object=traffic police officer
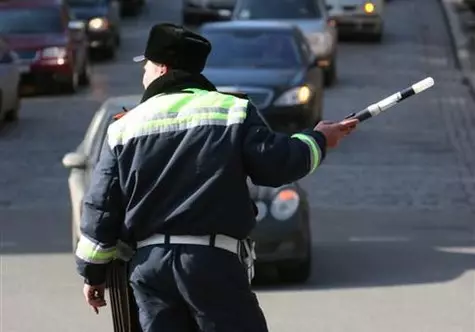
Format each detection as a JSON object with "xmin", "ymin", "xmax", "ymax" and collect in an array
[{"xmin": 75, "ymin": 23, "xmax": 358, "ymax": 332}]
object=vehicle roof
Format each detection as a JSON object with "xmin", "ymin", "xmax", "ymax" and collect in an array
[
  {"xmin": 0, "ymin": 0, "xmax": 63, "ymax": 8},
  {"xmin": 201, "ymin": 20, "xmax": 300, "ymax": 32}
]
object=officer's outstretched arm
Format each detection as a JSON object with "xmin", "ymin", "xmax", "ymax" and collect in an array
[
  {"xmin": 242, "ymin": 103, "xmax": 327, "ymax": 187},
  {"xmin": 75, "ymin": 138, "xmax": 123, "ymax": 286}
]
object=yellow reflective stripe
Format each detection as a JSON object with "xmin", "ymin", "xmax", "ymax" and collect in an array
[
  {"xmin": 108, "ymin": 92, "xmax": 249, "ymax": 148},
  {"xmin": 75, "ymin": 235, "xmax": 116, "ymax": 264},
  {"xmin": 291, "ymin": 133, "xmax": 321, "ymax": 173}
]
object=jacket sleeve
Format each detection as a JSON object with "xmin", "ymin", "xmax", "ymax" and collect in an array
[
  {"xmin": 242, "ymin": 102, "xmax": 327, "ymax": 187},
  {"xmin": 75, "ymin": 134, "xmax": 124, "ymax": 286}
]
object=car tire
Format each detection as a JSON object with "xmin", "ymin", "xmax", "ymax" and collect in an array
[
  {"xmin": 278, "ymin": 253, "xmax": 312, "ymax": 283},
  {"xmin": 79, "ymin": 61, "xmax": 91, "ymax": 86},
  {"xmin": 5, "ymin": 89, "xmax": 20, "ymax": 122},
  {"xmin": 324, "ymin": 60, "xmax": 337, "ymax": 87},
  {"xmin": 65, "ymin": 71, "xmax": 79, "ymax": 94}
]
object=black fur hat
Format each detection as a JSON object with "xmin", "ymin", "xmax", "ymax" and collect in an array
[{"xmin": 133, "ymin": 23, "xmax": 212, "ymax": 73}]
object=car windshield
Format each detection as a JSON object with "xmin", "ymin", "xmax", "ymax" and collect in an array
[
  {"xmin": 0, "ymin": 8, "xmax": 63, "ymax": 34},
  {"xmin": 203, "ymin": 30, "xmax": 302, "ymax": 68},
  {"xmin": 234, "ymin": 0, "xmax": 321, "ymax": 19}
]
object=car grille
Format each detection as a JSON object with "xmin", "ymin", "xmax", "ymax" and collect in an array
[{"xmin": 15, "ymin": 50, "xmax": 38, "ymax": 60}]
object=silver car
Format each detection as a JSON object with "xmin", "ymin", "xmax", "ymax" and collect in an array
[
  {"xmin": 0, "ymin": 37, "xmax": 20, "ymax": 123},
  {"xmin": 231, "ymin": 0, "xmax": 338, "ymax": 86},
  {"xmin": 63, "ymin": 95, "xmax": 313, "ymax": 283},
  {"xmin": 325, "ymin": 0, "xmax": 384, "ymax": 41}
]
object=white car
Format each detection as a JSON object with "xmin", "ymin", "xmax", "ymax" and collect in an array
[
  {"xmin": 0, "ymin": 37, "xmax": 20, "ymax": 123},
  {"xmin": 325, "ymin": 0, "xmax": 384, "ymax": 41}
]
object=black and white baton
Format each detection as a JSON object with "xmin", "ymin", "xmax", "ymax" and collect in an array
[{"xmin": 344, "ymin": 77, "xmax": 435, "ymax": 122}]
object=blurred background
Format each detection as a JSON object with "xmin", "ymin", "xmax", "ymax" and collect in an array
[{"xmin": 1, "ymin": 0, "xmax": 475, "ymax": 331}]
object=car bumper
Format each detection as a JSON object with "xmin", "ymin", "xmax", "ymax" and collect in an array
[
  {"xmin": 251, "ymin": 209, "xmax": 310, "ymax": 264},
  {"xmin": 333, "ymin": 14, "xmax": 383, "ymax": 34},
  {"xmin": 87, "ymin": 30, "xmax": 115, "ymax": 49},
  {"xmin": 20, "ymin": 61, "xmax": 74, "ymax": 88}
]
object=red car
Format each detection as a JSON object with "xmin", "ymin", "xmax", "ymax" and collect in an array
[{"xmin": 0, "ymin": 0, "xmax": 91, "ymax": 94}]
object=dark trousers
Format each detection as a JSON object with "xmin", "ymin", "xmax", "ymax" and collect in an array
[{"xmin": 128, "ymin": 244, "xmax": 269, "ymax": 332}]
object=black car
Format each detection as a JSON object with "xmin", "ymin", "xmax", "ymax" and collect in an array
[
  {"xmin": 200, "ymin": 21, "xmax": 324, "ymax": 132},
  {"xmin": 67, "ymin": 0, "xmax": 121, "ymax": 58},
  {"xmin": 183, "ymin": 0, "xmax": 235, "ymax": 25}
]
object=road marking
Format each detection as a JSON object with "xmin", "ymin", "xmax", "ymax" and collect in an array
[{"xmin": 348, "ymin": 236, "xmax": 412, "ymax": 243}]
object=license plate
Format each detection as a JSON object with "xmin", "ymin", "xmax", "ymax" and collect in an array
[{"xmin": 18, "ymin": 65, "xmax": 30, "ymax": 74}]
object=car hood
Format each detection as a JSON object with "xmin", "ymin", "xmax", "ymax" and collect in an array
[
  {"xmin": 70, "ymin": 6, "xmax": 108, "ymax": 20},
  {"xmin": 2, "ymin": 34, "xmax": 66, "ymax": 50},
  {"xmin": 203, "ymin": 67, "xmax": 304, "ymax": 88}
]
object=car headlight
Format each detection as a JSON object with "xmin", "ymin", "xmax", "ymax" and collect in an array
[
  {"xmin": 88, "ymin": 17, "xmax": 109, "ymax": 31},
  {"xmin": 306, "ymin": 31, "xmax": 333, "ymax": 56},
  {"xmin": 364, "ymin": 2, "xmax": 375, "ymax": 14},
  {"xmin": 274, "ymin": 86, "xmax": 311, "ymax": 106},
  {"xmin": 270, "ymin": 189, "xmax": 300, "ymax": 221},
  {"xmin": 40, "ymin": 47, "xmax": 67, "ymax": 58}
]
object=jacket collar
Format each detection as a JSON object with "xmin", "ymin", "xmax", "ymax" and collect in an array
[{"xmin": 140, "ymin": 69, "xmax": 217, "ymax": 103}]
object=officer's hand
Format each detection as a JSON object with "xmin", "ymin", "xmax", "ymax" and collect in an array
[
  {"xmin": 83, "ymin": 283, "xmax": 107, "ymax": 314},
  {"xmin": 314, "ymin": 119, "xmax": 359, "ymax": 148}
]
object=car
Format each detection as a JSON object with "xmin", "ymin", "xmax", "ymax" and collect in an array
[
  {"xmin": 200, "ymin": 21, "xmax": 324, "ymax": 132},
  {"xmin": 0, "ymin": 0, "xmax": 91, "ymax": 94},
  {"xmin": 183, "ymin": 0, "xmax": 236, "ymax": 25},
  {"xmin": 231, "ymin": 0, "xmax": 338, "ymax": 86},
  {"xmin": 325, "ymin": 0, "xmax": 384, "ymax": 41},
  {"xmin": 62, "ymin": 95, "xmax": 313, "ymax": 283},
  {"xmin": 66, "ymin": 0, "xmax": 122, "ymax": 59},
  {"xmin": 0, "ymin": 37, "xmax": 21, "ymax": 123}
]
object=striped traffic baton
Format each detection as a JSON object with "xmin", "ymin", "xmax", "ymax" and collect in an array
[
  {"xmin": 344, "ymin": 77, "xmax": 435, "ymax": 122},
  {"xmin": 106, "ymin": 260, "xmax": 142, "ymax": 331}
]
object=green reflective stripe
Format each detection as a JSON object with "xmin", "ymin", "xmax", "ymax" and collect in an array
[
  {"xmin": 75, "ymin": 235, "xmax": 116, "ymax": 264},
  {"xmin": 108, "ymin": 92, "xmax": 249, "ymax": 148},
  {"xmin": 168, "ymin": 95, "xmax": 195, "ymax": 113},
  {"xmin": 291, "ymin": 133, "xmax": 321, "ymax": 173}
]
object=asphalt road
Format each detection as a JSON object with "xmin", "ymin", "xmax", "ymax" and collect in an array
[{"xmin": 1, "ymin": 0, "xmax": 475, "ymax": 331}]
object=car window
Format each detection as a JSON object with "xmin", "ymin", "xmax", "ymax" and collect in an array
[
  {"xmin": 0, "ymin": 7, "xmax": 64, "ymax": 34},
  {"xmin": 203, "ymin": 30, "xmax": 302, "ymax": 68},
  {"xmin": 82, "ymin": 109, "xmax": 106, "ymax": 158},
  {"xmin": 234, "ymin": 0, "xmax": 322, "ymax": 19}
]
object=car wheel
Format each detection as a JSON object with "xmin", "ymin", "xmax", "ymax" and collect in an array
[
  {"xmin": 79, "ymin": 61, "xmax": 91, "ymax": 86},
  {"xmin": 324, "ymin": 60, "xmax": 337, "ymax": 87},
  {"xmin": 278, "ymin": 254, "xmax": 312, "ymax": 283},
  {"xmin": 5, "ymin": 90, "xmax": 20, "ymax": 122},
  {"xmin": 65, "ymin": 71, "xmax": 79, "ymax": 94}
]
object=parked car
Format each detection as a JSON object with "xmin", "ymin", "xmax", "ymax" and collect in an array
[
  {"xmin": 0, "ymin": 0, "xmax": 91, "ymax": 94},
  {"xmin": 183, "ymin": 0, "xmax": 236, "ymax": 25},
  {"xmin": 67, "ymin": 0, "xmax": 122, "ymax": 59},
  {"xmin": 200, "ymin": 21, "xmax": 324, "ymax": 132},
  {"xmin": 325, "ymin": 0, "xmax": 384, "ymax": 41},
  {"xmin": 231, "ymin": 0, "xmax": 338, "ymax": 86},
  {"xmin": 0, "ymin": 37, "xmax": 20, "ymax": 123},
  {"xmin": 62, "ymin": 95, "xmax": 313, "ymax": 283}
]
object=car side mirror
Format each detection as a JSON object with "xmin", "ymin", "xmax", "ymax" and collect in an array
[
  {"xmin": 62, "ymin": 152, "xmax": 87, "ymax": 169},
  {"xmin": 68, "ymin": 20, "xmax": 86, "ymax": 31}
]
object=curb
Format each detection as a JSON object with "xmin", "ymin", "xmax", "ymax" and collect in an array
[{"xmin": 438, "ymin": 0, "xmax": 475, "ymax": 95}]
